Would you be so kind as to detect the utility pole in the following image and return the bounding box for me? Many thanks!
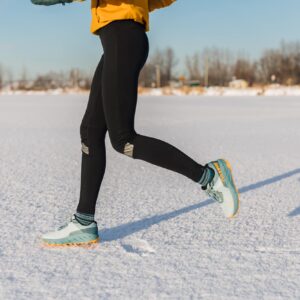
[155,64,161,88]
[204,56,209,87]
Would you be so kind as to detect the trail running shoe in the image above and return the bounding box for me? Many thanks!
[202,159,240,218]
[41,215,99,247]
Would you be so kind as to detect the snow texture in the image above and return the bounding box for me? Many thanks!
[0,95,299,299]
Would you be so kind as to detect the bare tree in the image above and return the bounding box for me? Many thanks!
[164,47,179,83]
[279,40,300,85]
[258,49,282,84]
[139,63,156,87]
[7,68,14,88]
[185,52,201,81]
[144,47,179,87]
[19,66,28,90]
[69,68,79,88]
[257,41,300,85]
[233,57,256,86]
[201,47,234,86]
[151,48,167,86]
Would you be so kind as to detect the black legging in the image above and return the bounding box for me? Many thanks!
[77,19,204,214]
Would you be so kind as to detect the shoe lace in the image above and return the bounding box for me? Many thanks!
[57,216,75,230]
[205,183,224,204]
[57,223,68,230]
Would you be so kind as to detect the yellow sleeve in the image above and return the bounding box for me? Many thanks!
[148,0,176,12]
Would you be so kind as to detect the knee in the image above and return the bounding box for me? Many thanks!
[80,123,106,155]
[80,122,88,145]
[109,131,136,158]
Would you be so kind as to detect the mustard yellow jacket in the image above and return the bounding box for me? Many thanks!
[89,0,176,34]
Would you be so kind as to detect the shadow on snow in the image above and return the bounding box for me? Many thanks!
[99,168,300,242]
[288,206,300,217]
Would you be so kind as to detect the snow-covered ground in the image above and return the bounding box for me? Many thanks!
[140,86,300,97]
[0,95,299,299]
[3,85,300,97]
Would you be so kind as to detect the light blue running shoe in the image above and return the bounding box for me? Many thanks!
[202,159,240,218]
[41,215,99,247]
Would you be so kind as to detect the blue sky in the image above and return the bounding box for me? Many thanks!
[1,0,300,80]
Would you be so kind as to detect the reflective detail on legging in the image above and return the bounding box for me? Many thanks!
[123,142,134,157]
[81,143,90,155]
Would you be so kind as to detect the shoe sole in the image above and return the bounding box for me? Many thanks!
[212,158,240,218]
[41,237,100,248]
[222,159,240,218]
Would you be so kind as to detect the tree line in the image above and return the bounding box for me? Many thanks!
[0,67,92,91]
[1,40,300,90]
[140,40,300,87]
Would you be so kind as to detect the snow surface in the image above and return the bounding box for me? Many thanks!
[3,86,300,97]
[0,95,299,299]
[138,86,300,97]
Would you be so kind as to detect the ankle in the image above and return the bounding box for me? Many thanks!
[74,211,95,226]
[198,165,215,187]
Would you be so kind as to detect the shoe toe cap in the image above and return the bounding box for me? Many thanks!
[41,231,56,241]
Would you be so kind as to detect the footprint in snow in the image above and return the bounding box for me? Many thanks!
[120,238,155,256]
[256,247,300,254]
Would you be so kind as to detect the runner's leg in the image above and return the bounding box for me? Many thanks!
[77,54,107,215]
[99,20,206,183]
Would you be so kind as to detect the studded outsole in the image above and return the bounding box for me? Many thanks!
[41,237,100,248]
[222,159,240,218]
